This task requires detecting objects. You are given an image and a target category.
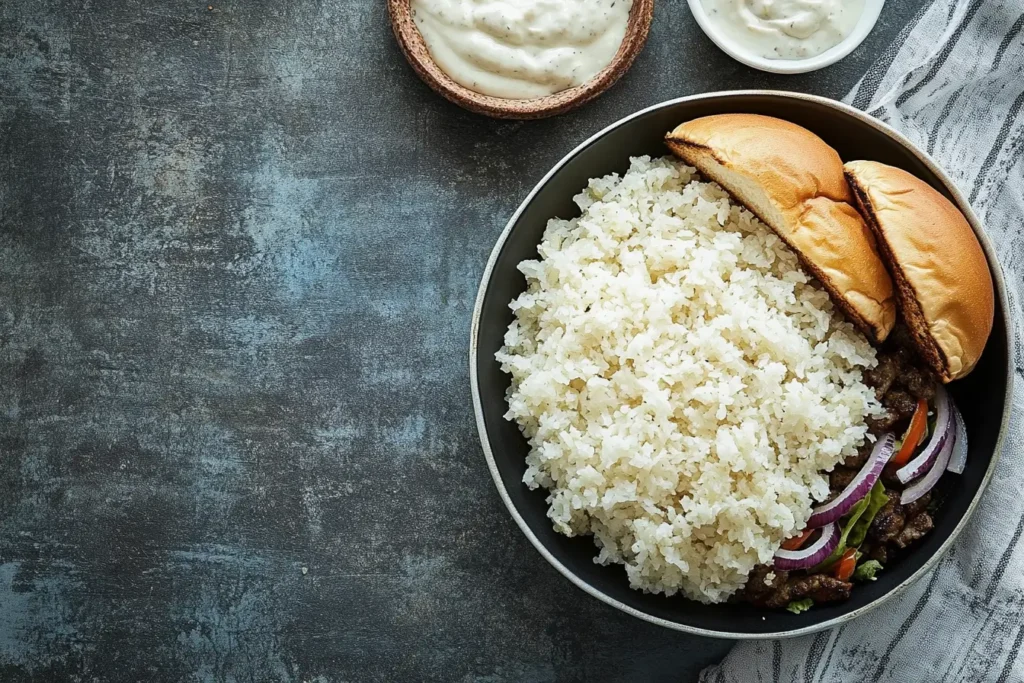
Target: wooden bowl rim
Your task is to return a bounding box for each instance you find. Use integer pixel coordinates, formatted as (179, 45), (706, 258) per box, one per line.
(388, 0), (655, 120)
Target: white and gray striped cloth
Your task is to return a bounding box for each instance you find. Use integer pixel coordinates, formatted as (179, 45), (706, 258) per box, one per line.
(701, 1), (1024, 681)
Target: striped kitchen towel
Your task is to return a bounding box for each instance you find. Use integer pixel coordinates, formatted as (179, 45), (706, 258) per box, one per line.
(700, 1), (1024, 681)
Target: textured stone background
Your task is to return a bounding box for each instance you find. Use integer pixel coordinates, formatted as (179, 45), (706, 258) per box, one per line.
(0, 1), (928, 681)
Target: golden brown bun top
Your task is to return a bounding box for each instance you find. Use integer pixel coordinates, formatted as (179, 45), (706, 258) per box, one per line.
(844, 160), (994, 382)
(665, 114), (897, 343)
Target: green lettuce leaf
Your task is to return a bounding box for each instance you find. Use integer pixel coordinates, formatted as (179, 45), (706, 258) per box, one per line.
(853, 560), (884, 582)
(812, 481), (888, 572)
(848, 482), (889, 548)
(787, 598), (814, 614)
(813, 494), (870, 571)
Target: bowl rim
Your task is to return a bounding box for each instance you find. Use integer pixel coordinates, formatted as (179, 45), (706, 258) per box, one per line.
(468, 90), (1014, 639)
(387, 0), (655, 120)
(685, 0), (885, 74)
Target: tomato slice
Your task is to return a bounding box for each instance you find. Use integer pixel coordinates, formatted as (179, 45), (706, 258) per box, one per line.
(835, 548), (858, 581)
(781, 528), (814, 551)
(890, 398), (929, 467)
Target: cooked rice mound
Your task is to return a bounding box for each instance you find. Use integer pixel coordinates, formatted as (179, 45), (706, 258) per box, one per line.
(496, 156), (882, 603)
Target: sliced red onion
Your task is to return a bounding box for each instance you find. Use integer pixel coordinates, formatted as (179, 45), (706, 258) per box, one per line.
(806, 433), (895, 528)
(774, 522), (839, 570)
(901, 428), (955, 505)
(896, 387), (952, 484)
(947, 402), (969, 474)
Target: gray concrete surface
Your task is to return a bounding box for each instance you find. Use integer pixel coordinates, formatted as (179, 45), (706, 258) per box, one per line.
(0, 1), (928, 681)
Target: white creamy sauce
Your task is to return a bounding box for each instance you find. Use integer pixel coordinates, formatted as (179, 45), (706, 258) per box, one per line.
(700, 0), (866, 60)
(410, 0), (632, 100)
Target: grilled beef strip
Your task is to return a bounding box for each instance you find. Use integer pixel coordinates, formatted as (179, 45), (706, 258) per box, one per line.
(741, 565), (790, 606)
(893, 512), (934, 549)
(902, 492), (932, 519)
(842, 442), (874, 469)
(762, 574), (853, 609)
(830, 467), (858, 491)
(903, 366), (937, 400)
(862, 541), (889, 565)
(868, 499), (906, 543)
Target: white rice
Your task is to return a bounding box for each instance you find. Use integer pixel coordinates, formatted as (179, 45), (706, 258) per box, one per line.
(496, 156), (882, 603)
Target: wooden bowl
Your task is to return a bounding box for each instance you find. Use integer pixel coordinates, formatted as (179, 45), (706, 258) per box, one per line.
(388, 0), (655, 120)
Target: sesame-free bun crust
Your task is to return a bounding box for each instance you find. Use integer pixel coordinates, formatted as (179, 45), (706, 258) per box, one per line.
(844, 160), (994, 382)
(665, 114), (897, 343)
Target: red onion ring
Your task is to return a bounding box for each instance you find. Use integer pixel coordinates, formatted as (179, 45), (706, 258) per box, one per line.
(947, 401), (969, 474)
(901, 428), (955, 505)
(896, 386), (952, 484)
(774, 522), (839, 570)
(806, 433), (895, 529)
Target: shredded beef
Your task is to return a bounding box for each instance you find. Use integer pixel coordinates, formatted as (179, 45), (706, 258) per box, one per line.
(893, 512), (934, 549)
(902, 366), (938, 400)
(902, 492), (932, 520)
(863, 541), (889, 565)
(885, 390), (919, 421)
(864, 353), (901, 398)
(763, 575), (853, 609)
(869, 499), (906, 543)
(842, 442), (874, 469)
(830, 467), (858, 491)
(881, 461), (904, 487)
(742, 565), (789, 606)
(868, 390), (918, 434)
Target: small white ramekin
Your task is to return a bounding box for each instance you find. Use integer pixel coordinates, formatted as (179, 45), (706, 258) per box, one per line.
(686, 0), (886, 74)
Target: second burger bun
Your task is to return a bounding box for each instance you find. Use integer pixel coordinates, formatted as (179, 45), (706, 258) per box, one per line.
(665, 114), (897, 343)
(844, 160), (995, 382)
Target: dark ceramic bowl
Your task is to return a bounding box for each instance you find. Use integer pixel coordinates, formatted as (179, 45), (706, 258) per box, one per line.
(469, 91), (1013, 638)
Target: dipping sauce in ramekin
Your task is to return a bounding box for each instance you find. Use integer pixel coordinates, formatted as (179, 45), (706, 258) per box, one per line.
(411, 0), (633, 100)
